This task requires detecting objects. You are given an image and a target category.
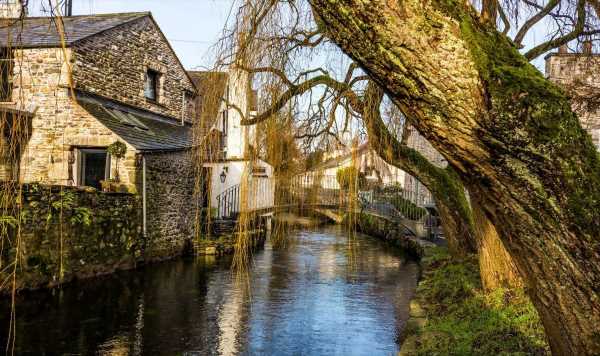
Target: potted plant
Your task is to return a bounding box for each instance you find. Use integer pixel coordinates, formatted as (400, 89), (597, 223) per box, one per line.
(107, 141), (127, 182)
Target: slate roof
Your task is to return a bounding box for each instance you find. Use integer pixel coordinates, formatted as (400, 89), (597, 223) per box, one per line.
(76, 92), (192, 152)
(0, 12), (149, 48)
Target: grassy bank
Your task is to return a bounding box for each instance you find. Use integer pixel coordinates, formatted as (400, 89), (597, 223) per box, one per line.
(401, 248), (549, 355)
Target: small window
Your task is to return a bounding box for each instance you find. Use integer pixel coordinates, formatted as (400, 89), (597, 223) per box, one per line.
(144, 69), (159, 101)
(0, 47), (13, 102)
(77, 148), (110, 190)
(221, 110), (229, 150)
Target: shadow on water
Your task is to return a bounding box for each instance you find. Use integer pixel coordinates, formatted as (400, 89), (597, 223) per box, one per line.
(1, 225), (419, 355)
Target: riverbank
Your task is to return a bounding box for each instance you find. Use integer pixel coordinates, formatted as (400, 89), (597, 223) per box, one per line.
(400, 247), (549, 355)
(350, 212), (432, 259)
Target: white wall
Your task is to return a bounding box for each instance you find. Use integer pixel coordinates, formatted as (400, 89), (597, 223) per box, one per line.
(224, 68), (250, 159)
(310, 149), (406, 189)
(204, 159), (274, 217)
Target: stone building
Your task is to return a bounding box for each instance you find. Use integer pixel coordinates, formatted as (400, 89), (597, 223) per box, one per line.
(545, 44), (600, 149)
(0, 12), (198, 258)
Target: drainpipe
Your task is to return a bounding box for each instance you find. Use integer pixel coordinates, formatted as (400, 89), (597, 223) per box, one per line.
(142, 155), (147, 238)
(180, 83), (186, 126)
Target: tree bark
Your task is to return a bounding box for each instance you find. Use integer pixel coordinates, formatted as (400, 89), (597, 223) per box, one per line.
(362, 82), (521, 284)
(310, 0), (600, 354)
(471, 198), (523, 290)
(435, 197), (477, 256)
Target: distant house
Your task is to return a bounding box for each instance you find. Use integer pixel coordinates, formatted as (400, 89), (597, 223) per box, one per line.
(545, 44), (600, 150)
(402, 126), (445, 207)
(0, 9), (199, 258)
(188, 69), (274, 219)
(306, 141), (406, 189)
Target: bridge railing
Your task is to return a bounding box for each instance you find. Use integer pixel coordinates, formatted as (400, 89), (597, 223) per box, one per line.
(214, 175), (441, 239)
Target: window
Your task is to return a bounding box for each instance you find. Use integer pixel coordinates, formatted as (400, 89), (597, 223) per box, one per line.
(0, 47), (13, 102)
(144, 69), (159, 101)
(221, 110), (228, 152)
(77, 148), (110, 190)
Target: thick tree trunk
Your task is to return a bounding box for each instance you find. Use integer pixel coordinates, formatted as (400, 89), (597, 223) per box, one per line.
(435, 197), (477, 256)
(472, 199), (523, 290)
(311, 0), (600, 354)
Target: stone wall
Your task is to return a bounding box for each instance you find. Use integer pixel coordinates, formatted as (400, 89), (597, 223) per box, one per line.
(350, 212), (427, 259)
(545, 53), (600, 148)
(144, 150), (197, 259)
(0, 184), (142, 292)
(12, 48), (139, 187)
(71, 16), (196, 122)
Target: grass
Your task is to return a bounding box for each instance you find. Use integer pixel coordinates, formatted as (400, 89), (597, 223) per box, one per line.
(406, 248), (549, 356)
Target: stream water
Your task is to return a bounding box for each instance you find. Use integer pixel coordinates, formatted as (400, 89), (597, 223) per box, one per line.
(1, 226), (419, 355)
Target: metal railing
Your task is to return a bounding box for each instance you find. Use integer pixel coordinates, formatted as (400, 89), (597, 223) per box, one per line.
(215, 178), (276, 219)
(216, 183), (240, 219)
(213, 174), (442, 239)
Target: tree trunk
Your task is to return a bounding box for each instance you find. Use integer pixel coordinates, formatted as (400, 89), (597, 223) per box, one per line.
(471, 198), (523, 290)
(311, 1), (600, 354)
(435, 197), (477, 256)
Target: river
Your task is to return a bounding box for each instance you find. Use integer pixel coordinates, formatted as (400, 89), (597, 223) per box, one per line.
(1, 226), (419, 355)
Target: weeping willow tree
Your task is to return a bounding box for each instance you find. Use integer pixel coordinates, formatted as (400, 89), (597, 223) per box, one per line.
(214, 0), (600, 354)
(213, 0), (521, 290)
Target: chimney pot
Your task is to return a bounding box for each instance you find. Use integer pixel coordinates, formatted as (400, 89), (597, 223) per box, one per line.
(583, 41), (593, 55)
(558, 44), (568, 54)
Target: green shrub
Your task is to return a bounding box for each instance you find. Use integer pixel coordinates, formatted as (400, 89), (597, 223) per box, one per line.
(107, 141), (127, 158)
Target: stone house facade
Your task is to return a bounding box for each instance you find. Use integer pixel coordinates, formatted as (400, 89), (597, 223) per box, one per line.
(0, 12), (198, 259)
(545, 45), (600, 150)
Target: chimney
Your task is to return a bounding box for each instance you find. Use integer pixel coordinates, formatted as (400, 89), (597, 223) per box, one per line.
(0, 0), (25, 18)
(64, 0), (72, 16)
(558, 44), (568, 54)
(583, 40), (593, 55)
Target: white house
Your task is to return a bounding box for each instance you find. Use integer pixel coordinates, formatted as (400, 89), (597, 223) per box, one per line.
(304, 142), (406, 189)
(189, 69), (274, 218)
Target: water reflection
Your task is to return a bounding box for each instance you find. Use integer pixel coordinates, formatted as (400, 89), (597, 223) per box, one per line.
(1, 226), (419, 355)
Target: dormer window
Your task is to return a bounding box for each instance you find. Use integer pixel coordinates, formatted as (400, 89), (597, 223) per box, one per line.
(0, 47), (13, 102)
(144, 69), (159, 101)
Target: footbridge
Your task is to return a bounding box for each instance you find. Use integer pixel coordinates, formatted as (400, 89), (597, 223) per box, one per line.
(214, 175), (441, 238)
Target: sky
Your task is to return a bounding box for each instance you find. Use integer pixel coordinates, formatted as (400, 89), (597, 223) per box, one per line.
(28, 0), (236, 70)
(25, 1), (554, 72)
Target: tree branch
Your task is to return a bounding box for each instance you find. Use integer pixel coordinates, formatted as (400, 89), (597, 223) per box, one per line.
(514, 0), (560, 46)
(524, 0), (586, 60)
